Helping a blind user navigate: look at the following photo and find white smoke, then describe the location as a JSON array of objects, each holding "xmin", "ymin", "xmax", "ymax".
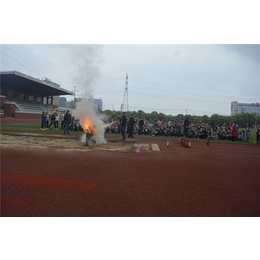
[
  {"xmin": 73, "ymin": 95, "xmax": 108, "ymax": 145},
  {"xmin": 61, "ymin": 45, "xmax": 111, "ymax": 145},
  {"xmin": 63, "ymin": 44, "xmax": 102, "ymax": 92}
]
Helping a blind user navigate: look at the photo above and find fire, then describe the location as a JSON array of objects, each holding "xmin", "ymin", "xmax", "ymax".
[{"xmin": 83, "ymin": 117, "xmax": 96, "ymax": 134}]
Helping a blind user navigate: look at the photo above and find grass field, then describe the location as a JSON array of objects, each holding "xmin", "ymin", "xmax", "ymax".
[
  {"xmin": 0, "ymin": 123, "xmax": 83, "ymax": 135},
  {"xmin": 0, "ymin": 122, "xmax": 259, "ymax": 145}
]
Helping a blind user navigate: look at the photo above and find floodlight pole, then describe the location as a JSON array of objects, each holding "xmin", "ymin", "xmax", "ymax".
[
  {"xmin": 71, "ymin": 86, "xmax": 79, "ymax": 107},
  {"xmin": 122, "ymin": 73, "xmax": 129, "ymax": 112},
  {"xmin": 72, "ymin": 86, "xmax": 79, "ymax": 101}
]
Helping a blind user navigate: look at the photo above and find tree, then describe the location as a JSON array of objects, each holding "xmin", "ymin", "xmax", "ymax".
[
  {"xmin": 102, "ymin": 109, "xmax": 113, "ymax": 116},
  {"xmin": 150, "ymin": 111, "xmax": 159, "ymax": 120},
  {"xmin": 194, "ymin": 115, "xmax": 203, "ymax": 122},
  {"xmin": 201, "ymin": 115, "xmax": 210, "ymax": 123},
  {"xmin": 186, "ymin": 114, "xmax": 195, "ymax": 122},
  {"xmin": 165, "ymin": 114, "xmax": 174, "ymax": 121},
  {"xmin": 211, "ymin": 114, "xmax": 220, "ymax": 125},
  {"xmin": 137, "ymin": 110, "xmax": 145, "ymax": 119},
  {"xmin": 158, "ymin": 112, "xmax": 166, "ymax": 120},
  {"xmin": 176, "ymin": 114, "xmax": 184, "ymax": 120},
  {"xmin": 125, "ymin": 111, "xmax": 132, "ymax": 117},
  {"xmin": 232, "ymin": 113, "xmax": 255, "ymax": 128}
]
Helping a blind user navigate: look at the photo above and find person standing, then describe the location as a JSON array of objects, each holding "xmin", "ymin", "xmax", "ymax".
[
  {"xmin": 184, "ymin": 116, "xmax": 190, "ymax": 138},
  {"xmin": 236, "ymin": 122, "xmax": 240, "ymax": 134},
  {"xmin": 55, "ymin": 113, "xmax": 59, "ymax": 130},
  {"xmin": 138, "ymin": 118, "xmax": 144, "ymax": 134},
  {"xmin": 45, "ymin": 112, "xmax": 49, "ymax": 129},
  {"xmin": 128, "ymin": 114, "xmax": 135, "ymax": 138},
  {"xmin": 256, "ymin": 124, "xmax": 260, "ymax": 144},
  {"xmin": 61, "ymin": 111, "xmax": 65, "ymax": 130},
  {"xmin": 231, "ymin": 122, "xmax": 237, "ymax": 142},
  {"xmin": 246, "ymin": 123, "xmax": 251, "ymax": 142},
  {"xmin": 120, "ymin": 112, "xmax": 127, "ymax": 141},
  {"xmin": 41, "ymin": 111, "xmax": 45, "ymax": 130},
  {"xmin": 63, "ymin": 110, "xmax": 71, "ymax": 135},
  {"xmin": 48, "ymin": 113, "xmax": 56, "ymax": 129}
]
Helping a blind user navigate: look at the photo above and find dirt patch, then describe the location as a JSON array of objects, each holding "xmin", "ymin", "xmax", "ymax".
[{"xmin": 0, "ymin": 134, "xmax": 133, "ymax": 152}]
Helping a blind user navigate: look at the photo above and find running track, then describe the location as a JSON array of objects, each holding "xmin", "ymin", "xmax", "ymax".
[{"xmin": 1, "ymin": 133, "xmax": 260, "ymax": 217}]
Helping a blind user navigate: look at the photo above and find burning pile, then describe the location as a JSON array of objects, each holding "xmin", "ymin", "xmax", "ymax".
[
  {"xmin": 74, "ymin": 97, "xmax": 115, "ymax": 146},
  {"xmin": 83, "ymin": 116, "xmax": 96, "ymax": 144},
  {"xmin": 83, "ymin": 116, "xmax": 96, "ymax": 134}
]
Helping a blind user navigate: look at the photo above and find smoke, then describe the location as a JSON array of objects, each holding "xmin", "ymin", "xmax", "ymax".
[
  {"xmin": 62, "ymin": 45, "xmax": 110, "ymax": 145},
  {"xmin": 63, "ymin": 44, "xmax": 102, "ymax": 94},
  {"xmin": 73, "ymin": 96, "xmax": 108, "ymax": 145}
]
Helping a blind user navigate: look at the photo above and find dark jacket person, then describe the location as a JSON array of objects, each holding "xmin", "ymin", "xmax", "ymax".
[
  {"xmin": 63, "ymin": 110, "xmax": 72, "ymax": 135},
  {"xmin": 120, "ymin": 112, "xmax": 127, "ymax": 141},
  {"xmin": 184, "ymin": 117, "xmax": 190, "ymax": 138},
  {"xmin": 41, "ymin": 112, "xmax": 45, "ymax": 130},
  {"xmin": 128, "ymin": 114, "xmax": 135, "ymax": 138}
]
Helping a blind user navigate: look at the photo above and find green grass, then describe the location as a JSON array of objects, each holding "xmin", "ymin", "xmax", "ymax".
[
  {"xmin": 127, "ymin": 142, "xmax": 135, "ymax": 152},
  {"xmin": 0, "ymin": 123, "xmax": 83, "ymax": 135},
  {"xmin": 1, "ymin": 123, "xmax": 40, "ymax": 132}
]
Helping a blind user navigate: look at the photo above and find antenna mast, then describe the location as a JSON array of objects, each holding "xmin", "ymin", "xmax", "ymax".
[{"xmin": 121, "ymin": 73, "xmax": 129, "ymax": 112}]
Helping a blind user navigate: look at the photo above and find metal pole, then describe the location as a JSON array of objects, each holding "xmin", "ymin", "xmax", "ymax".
[{"xmin": 122, "ymin": 73, "xmax": 129, "ymax": 112}]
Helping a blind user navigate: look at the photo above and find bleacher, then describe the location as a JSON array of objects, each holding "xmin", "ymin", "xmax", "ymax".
[
  {"xmin": 15, "ymin": 102, "xmax": 46, "ymax": 113},
  {"xmin": 41, "ymin": 104, "xmax": 56, "ymax": 114}
]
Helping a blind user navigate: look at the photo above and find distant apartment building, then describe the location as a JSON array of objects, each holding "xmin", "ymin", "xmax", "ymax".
[
  {"xmin": 95, "ymin": 98, "xmax": 103, "ymax": 111},
  {"xmin": 231, "ymin": 101, "xmax": 260, "ymax": 116},
  {"xmin": 60, "ymin": 97, "xmax": 103, "ymax": 110},
  {"xmin": 73, "ymin": 97, "xmax": 102, "ymax": 110}
]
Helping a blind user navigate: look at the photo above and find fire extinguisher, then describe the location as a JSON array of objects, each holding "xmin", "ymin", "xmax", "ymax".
[
  {"xmin": 167, "ymin": 140, "xmax": 170, "ymax": 147},
  {"xmin": 206, "ymin": 138, "xmax": 209, "ymax": 146}
]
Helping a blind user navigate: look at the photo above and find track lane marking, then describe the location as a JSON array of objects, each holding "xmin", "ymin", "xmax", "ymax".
[
  {"xmin": 151, "ymin": 144, "xmax": 160, "ymax": 151},
  {"xmin": 1, "ymin": 195, "xmax": 34, "ymax": 208},
  {"xmin": 1, "ymin": 172, "xmax": 98, "ymax": 191}
]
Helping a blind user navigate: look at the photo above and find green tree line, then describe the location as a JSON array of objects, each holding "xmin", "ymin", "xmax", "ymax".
[{"xmin": 101, "ymin": 109, "xmax": 258, "ymax": 128}]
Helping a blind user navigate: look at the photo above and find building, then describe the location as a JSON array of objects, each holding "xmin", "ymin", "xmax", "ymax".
[
  {"xmin": 59, "ymin": 97, "xmax": 67, "ymax": 107},
  {"xmin": 231, "ymin": 101, "xmax": 260, "ymax": 116},
  {"xmin": 68, "ymin": 97, "xmax": 103, "ymax": 110},
  {"xmin": 0, "ymin": 71, "xmax": 73, "ymax": 118},
  {"xmin": 95, "ymin": 98, "xmax": 103, "ymax": 111}
]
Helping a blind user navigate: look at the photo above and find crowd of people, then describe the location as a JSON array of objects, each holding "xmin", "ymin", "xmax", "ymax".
[
  {"xmin": 40, "ymin": 111, "xmax": 260, "ymax": 143},
  {"xmin": 41, "ymin": 110, "xmax": 83, "ymax": 135},
  {"xmin": 105, "ymin": 114, "xmax": 260, "ymax": 143}
]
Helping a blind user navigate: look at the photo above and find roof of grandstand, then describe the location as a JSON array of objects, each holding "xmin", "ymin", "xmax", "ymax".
[{"xmin": 0, "ymin": 71, "xmax": 73, "ymax": 96}]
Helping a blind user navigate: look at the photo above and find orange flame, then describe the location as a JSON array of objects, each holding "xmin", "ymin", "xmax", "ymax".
[{"xmin": 83, "ymin": 117, "xmax": 96, "ymax": 134}]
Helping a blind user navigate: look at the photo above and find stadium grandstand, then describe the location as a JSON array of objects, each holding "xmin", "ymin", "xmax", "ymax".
[{"xmin": 0, "ymin": 71, "xmax": 73, "ymax": 118}]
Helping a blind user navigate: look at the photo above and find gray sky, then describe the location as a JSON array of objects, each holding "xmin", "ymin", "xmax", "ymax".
[{"xmin": 1, "ymin": 44, "xmax": 259, "ymax": 116}]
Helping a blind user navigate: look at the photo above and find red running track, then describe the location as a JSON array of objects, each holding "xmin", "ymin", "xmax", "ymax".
[
  {"xmin": 1, "ymin": 135, "xmax": 260, "ymax": 217},
  {"xmin": 0, "ymin": 118, "xmax": 40, "ymax": 124}
]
